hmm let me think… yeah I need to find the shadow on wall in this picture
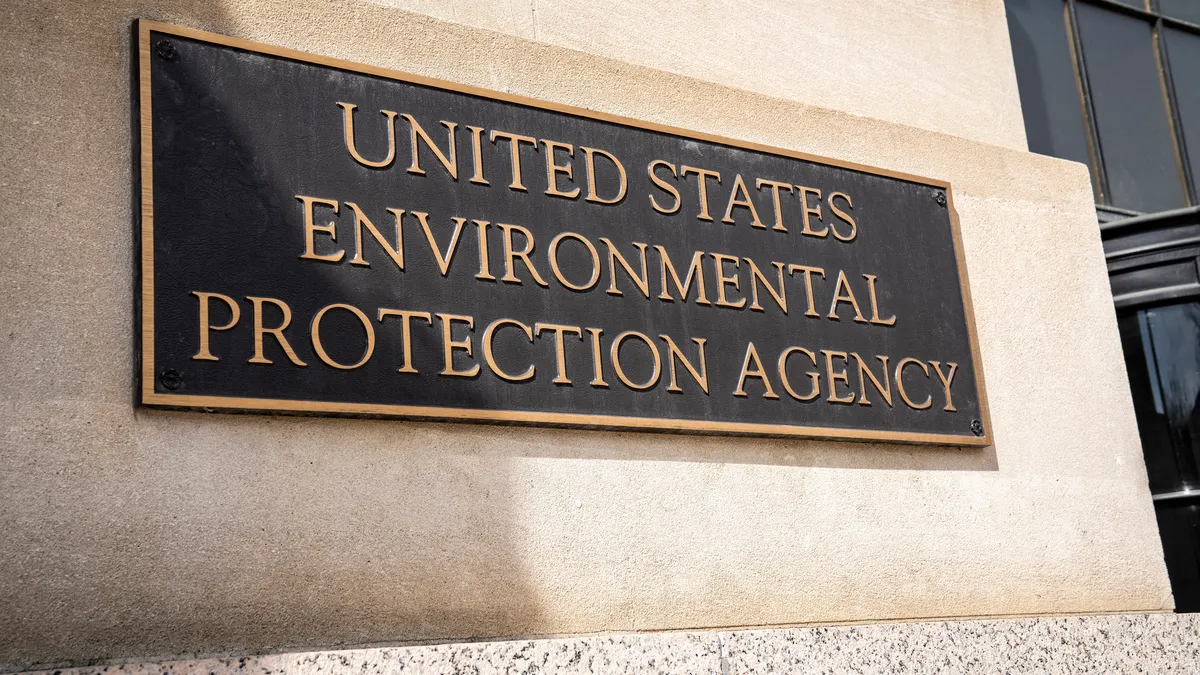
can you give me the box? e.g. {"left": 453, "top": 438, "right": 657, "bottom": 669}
{"left": 0, "top": 0, "right": 998, "bottom": 671}
{"left": 511, "top": 429, "right": 998, "bottom": 472}
{"left": 0, "top": 0, "right": 549, "bottom": 670}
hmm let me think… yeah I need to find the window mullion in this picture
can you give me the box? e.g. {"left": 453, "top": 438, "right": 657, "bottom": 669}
{"left": 1154, "top": 17, "right": 1197, "bottom": 204}
{"left": 1066, "top": 0, "right": 1111, "bottom": 204}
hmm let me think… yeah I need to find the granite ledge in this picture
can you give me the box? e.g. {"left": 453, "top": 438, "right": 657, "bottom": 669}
{"left": 10, "top": 613, "right": 1199, "bottom": 674}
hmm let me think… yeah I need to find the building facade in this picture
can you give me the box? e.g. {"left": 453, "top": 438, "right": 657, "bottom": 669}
{"left": 1005, "top": 0, "right": 1200, "bottom": 614}
{"left": 1, "top": 0, "right": 1197, "bottom": 672}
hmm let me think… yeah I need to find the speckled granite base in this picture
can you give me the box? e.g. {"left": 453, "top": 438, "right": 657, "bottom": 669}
{"left": 723, "top": 614, "right": 1200, "bottom": 673}
{"left": 13, "top": 614, "right": 1200, "bottom": 674}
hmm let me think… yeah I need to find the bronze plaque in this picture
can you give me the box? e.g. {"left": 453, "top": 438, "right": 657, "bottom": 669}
{"left": 136, "top": 21, "right": 991, "bottom": 445}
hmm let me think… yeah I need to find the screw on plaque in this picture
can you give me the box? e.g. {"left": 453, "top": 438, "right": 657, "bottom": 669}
{"left": 159, "top": 368, "right": 183, "bottom": 391}
{"left": 970, "top": 419, "right": 984, "bottom": 436}
{"left": 155, "top": 40, "right": 176, "bottom": 61}
{"left": 934, "top": 190, "right": 947, "bottom": 207}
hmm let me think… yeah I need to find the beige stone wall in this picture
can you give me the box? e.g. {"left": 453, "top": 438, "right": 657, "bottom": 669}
{"left": 0, "top": 0, "right": 1169, "bottom": 670}
{"left": 372, "top": 0, "right": 1030, "bottom": 151}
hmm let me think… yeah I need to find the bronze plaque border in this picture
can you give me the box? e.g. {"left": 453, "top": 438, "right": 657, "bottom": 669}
{"left": 135, "top": 19, "right": 993, "bottom": 447}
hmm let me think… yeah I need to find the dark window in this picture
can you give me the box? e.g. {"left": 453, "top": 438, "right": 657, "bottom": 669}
{"left": 1119, "top": 304, "right": 1200, "bottom": 495}
{"left": 1164, "top": 28, "right": 1200, "bottom": 199}
{"left": 1160, "top": 0, "right": 1200, "bottom": 25}
{"left": 1075, "top": 3, "right": 1186, "bottom": 211}
{"left": 1004, "top": 0, "right": 1200, "bottom": 213}
{"left": 1118, "top": 301, "right": 1200, "bottom": 611}
{"left": 1005, "top": 0, "right": 1093, "bottom": 173}
{"left": 1157, "top": 501, "right": 1200, "bottom": 612}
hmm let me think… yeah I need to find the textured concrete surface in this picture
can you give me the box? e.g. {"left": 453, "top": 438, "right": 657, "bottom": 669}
{"left": 13, "top": 614, "right": 1200, "bottom": 674}
{"left": 0, "top": 0, "right": 1171, "bottom": 671}
{"left": 723, "top": 614, "right": 1200, "bottom": 673}
{"left": 371, "top": 0, "right": 1029, "bottom": 151}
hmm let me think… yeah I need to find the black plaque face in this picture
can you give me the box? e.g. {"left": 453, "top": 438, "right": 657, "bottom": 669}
{"left": 136, "top": 21, "right": 991, "bottom": 446}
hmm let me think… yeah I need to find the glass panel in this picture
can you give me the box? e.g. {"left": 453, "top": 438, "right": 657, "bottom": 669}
{"left": 1165, "top": 27, "right": 1200, "bottom": 198}
{"left": 1155, "top": 500, "right": 1200, "bottom": 612}
{"left": 1112, "top": 0, "right": 1149, "bottom": 8}
{"left": 1003, "top": 0, "right": 1093, "bottom": 175}
{"left": 1159, "top": 0, "right": 1200, "bottom": 25}
{"left": 1117, "top": 303, "right": 1200, "bottom": 494}
{"left": 1076, "top": 2, "right": 1186, "bottom": 211}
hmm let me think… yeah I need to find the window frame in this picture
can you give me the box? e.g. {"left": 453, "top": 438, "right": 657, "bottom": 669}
{"left": 1058, "top": 0, "right": 1200, "bottom": 209}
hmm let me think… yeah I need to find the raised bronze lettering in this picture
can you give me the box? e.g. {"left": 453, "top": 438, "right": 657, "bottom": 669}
{"left": 498, "top": 223, "right": 550, "bottom": 287}
{"left": 581, "top": 147, "right": 627, "bottom": 205}
{"left": 611, "top": 330, "right": 661, "bottom": 391}
{"left": 401, "top": 114, "right": 457, "bottom": 179}
{"left": 490, "top": 130, "right": 538, "bottom": 191}
{"left": 681, "top": 165, "right": 721, "bottom": 221}
{"left": 733, "top": 341, "right": 779, "bottom": 399}
{"left": 660, "top": 335, "right": 709, "bottom": 394}
{"left": 745, "top": 259, "right": 787, "bottom": 314}
{"left": 827, "top": 270, "right": 868, "bottom": 323}
{"left": 896, "top": 357, "right": 933, "bottom": 410}
{"left": 542, "top": 139, "right": 581, "bottom": 199}
{"left": 416, "top": 214, "right": 466, "bottom": 276}
{"left": 602, "top": 238, "right": 651, "bottom": 298}
{"left": 192, "top": 291, "right": 240, "bottom": 361}
{"left": 864, "top": 274, "right": 896, "bottom": 326}
{"left": 778, "top": 346, "right": 820, "bottom": 402}
{"left": 711, "top": 253, "right": 745, "bottom": 309}
{"left": 247, "top": 296, "right": 307, "bottom": 366}
{"left": 929, "top": 361, "right": 959, "bottom": 412}
{"left": 536, "top": 322, "right": 584, "bottom": 385}
{"left": 852, "top": 353, "right": 892, "bottom": 407}
{"left": 756, "top": 178, "right": 793, "bottom": 232}
{"left": 297, "top": 195, "right": 344, "bottom": 263}
{"left": 465, "top": 125, "right": 490, "bottom": 185}
{"left": 648, "top": 160, "right": 682, "bottom": 215}
{"left": 483, "top": 318, "right": 536, "bottom": 382}
{"left": 656, "top": 247, "right": 711, "bottom": 305}
{"left": 337, "top": 102, "right": 396, "bottom": 168}
{"left": 549, "top": 232, "right": 602, "bottom": 292}
{"left": 828, "top": 191, "right": 857, "bottom": 242}
{"left": 346, "top": 202, "right": 404, "bottom": 270}
{"left": 822, "top": 349, "right": 855, "bottom": 404}
{"left": 437, "top": 313, "right": 480, "bottom": 378}
{"left": 311, "top": 303, "right": 376, "bottom": 370}
{"left": 721, "top": 174, "right": 766, "bottom": 228}
{"left": 796, "top": 185, "right": 828, "bottom": 238}
{"left": 378, "top": 308, "right": 433, "bottom": 374}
